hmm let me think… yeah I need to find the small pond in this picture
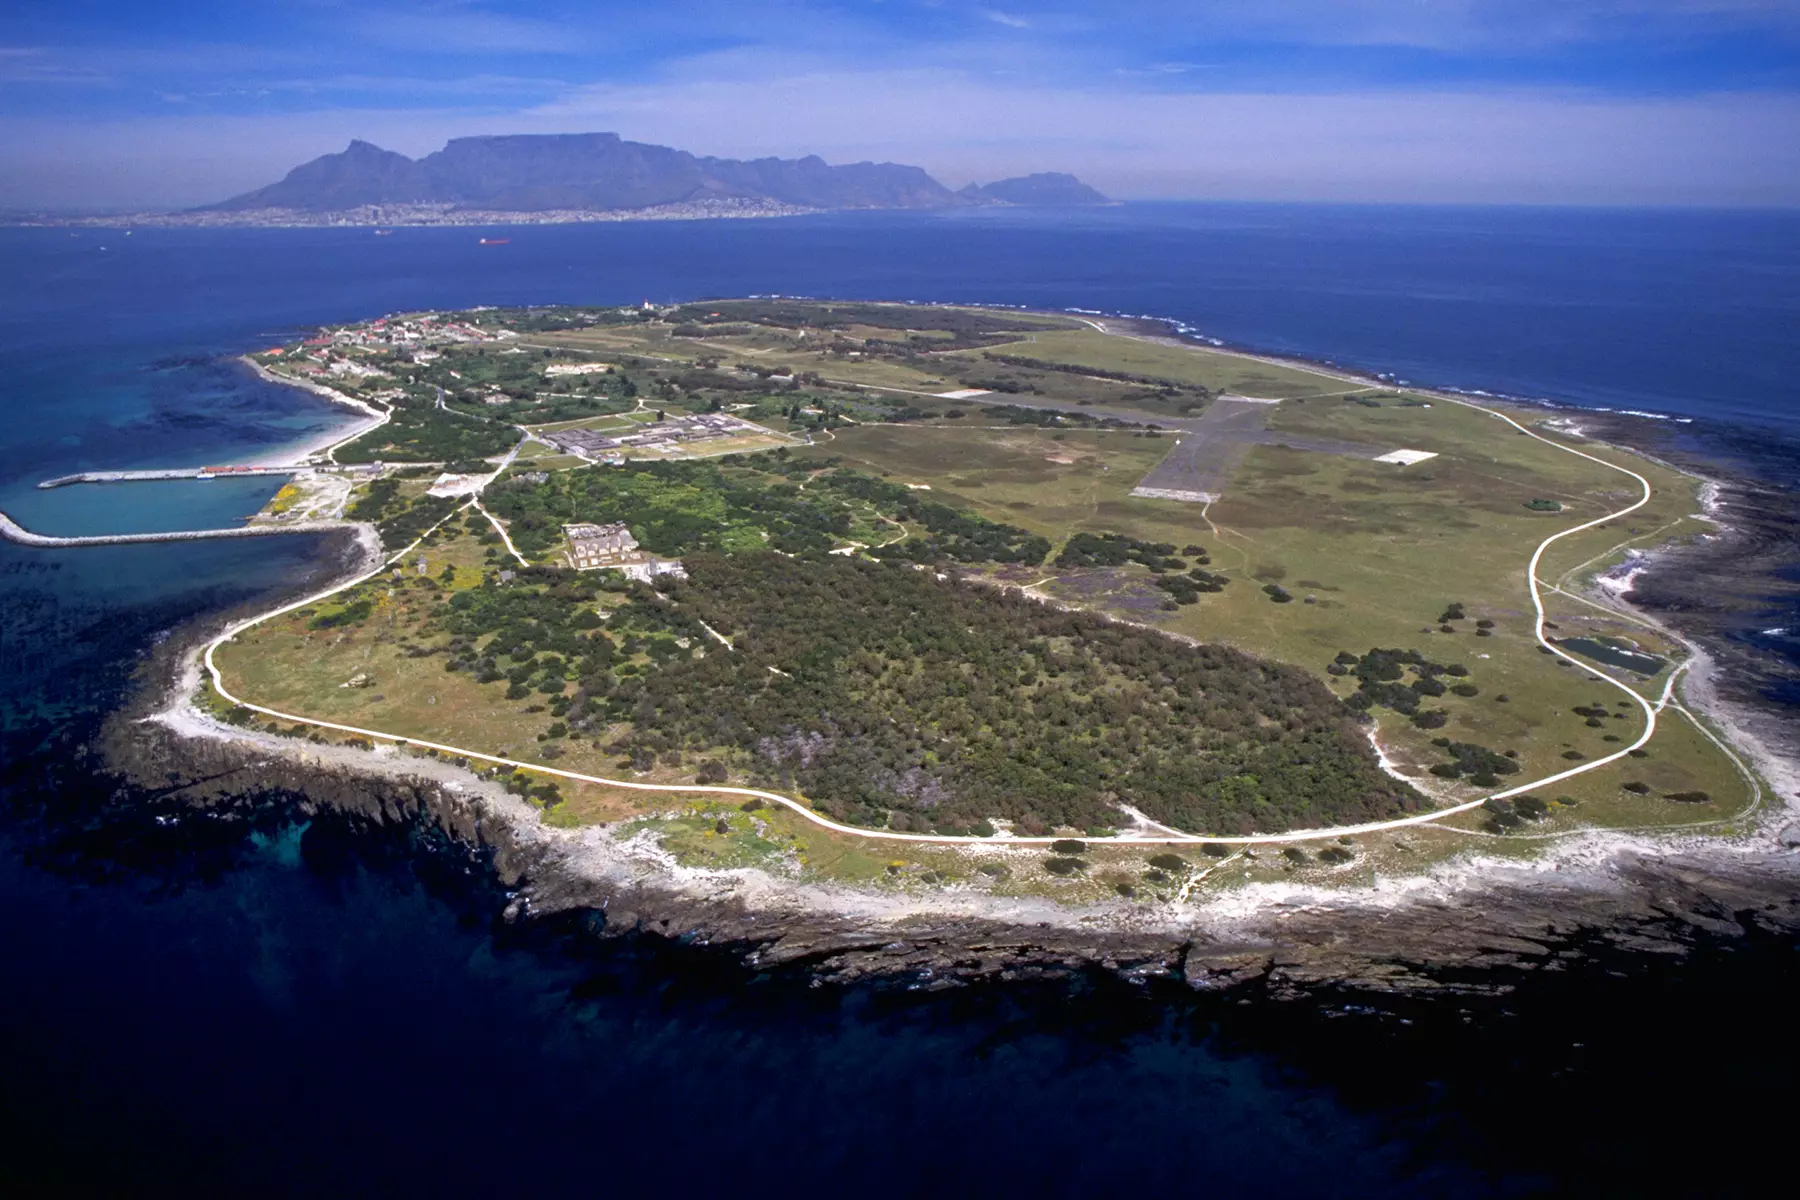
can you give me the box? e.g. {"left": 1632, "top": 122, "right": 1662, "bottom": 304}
{"left": 1556, "top": 636, "right": 1667, "bottom": 675}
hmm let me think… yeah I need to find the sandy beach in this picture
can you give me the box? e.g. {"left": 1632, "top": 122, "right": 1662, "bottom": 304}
{"left": 240, "top": 355, "right": 389, "bottom": 467}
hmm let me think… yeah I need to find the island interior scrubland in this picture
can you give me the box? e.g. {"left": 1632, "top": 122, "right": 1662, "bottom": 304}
{"left": 135, "top": 296, "right": 1771, "bottom": 912}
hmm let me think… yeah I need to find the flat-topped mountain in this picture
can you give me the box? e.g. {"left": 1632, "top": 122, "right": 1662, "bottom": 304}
{"left": 204, "top": 133, "right": 1108, "bottom": 215}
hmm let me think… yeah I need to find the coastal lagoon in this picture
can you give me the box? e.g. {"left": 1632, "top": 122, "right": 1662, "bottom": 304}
{"left": 3, "top": 204, "right": 1798, "bottom": 1195}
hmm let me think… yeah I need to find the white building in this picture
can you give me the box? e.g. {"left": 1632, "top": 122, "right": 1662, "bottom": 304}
{"left": 564, "top": 522, "right": 638, "bottom": 570}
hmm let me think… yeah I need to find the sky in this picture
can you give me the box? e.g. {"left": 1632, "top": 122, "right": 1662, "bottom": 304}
{"left": 3, "top": 0, "right": 1799, "bottom": 209}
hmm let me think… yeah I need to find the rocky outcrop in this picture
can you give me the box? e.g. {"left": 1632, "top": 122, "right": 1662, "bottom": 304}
{"left": 959, "top": 172, "right": 1111, "bottom": 206}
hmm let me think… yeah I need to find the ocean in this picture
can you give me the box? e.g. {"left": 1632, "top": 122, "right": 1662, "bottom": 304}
{"left": 2, "top": 204, "right": 1797, "bottom": 1195}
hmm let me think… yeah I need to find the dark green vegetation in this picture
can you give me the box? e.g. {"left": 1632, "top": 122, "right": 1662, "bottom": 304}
{"left": 1481, "top": 794, "right": 1548, "bottom": 832}
{"left": 1430, "top": 739, "right": 1522, "bottom": 787}
{"left": 1157, "top": 571, "right": 1231, "bottom": 606}
{"left": 1330, "top": 648, "right": 1479, "bottom": 729}
{"left": 335, "top": 399, "right": 520, "bottom": 464}
{"left": 438, "top": 360, "right": 637, "bottom": 426}
{"left": 412, "top": 549, "right": 1422, "bottom": 836}
{"left": 1054, "top": 533, "right": 1229, "bottom": 606}
{"left": 345, "top": 478, "right": 462, "bottom": 544}
{"left": 484, "top": 454, "right": 1048, "bottom": 565}
{"left": 600, "top": 553, "right": 1418, "bottom": 834}
{"left": 1055, "top": 532, "right": 1194, "bottom": 571}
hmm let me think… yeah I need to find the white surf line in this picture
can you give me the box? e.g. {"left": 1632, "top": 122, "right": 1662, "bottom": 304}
{"left": 197, "top": 361, "right": 1677, "bottom": 849}
{"left": 1552, "top": 517, "right": 1684, "bottom": 593}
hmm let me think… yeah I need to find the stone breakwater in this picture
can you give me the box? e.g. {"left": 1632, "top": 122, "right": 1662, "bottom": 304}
{"left": 0, "top": 509, "right": 348, "bottom": 548}
{"left": 37, "top": 467, "right": 301, "bottom": 489}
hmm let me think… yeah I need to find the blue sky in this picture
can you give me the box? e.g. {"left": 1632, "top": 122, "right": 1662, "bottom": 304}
{"left": 4, "top": 1, "right": 1799, "bottom": 208}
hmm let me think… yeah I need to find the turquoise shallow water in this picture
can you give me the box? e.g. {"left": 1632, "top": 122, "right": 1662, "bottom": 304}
{"left": 2, "top": 205, "right": 1797, "bottom": 1195}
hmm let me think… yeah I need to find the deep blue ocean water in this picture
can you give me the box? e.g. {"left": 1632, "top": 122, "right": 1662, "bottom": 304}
{"left": 3, "top": 204, "right": 1798, "bottom": 1195}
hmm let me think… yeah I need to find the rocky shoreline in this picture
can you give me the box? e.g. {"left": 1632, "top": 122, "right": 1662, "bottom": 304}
{"left": 1578, "top": 412, "right": 1800, "bottom": 727}
{"left": 98, "top": 684, "right": 1800, "bottom": 994}
{"left": 99, "top": 565, "right": 1800, "bottom": 997}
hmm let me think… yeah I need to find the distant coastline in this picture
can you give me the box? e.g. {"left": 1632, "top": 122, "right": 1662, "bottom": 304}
{"left": 10, "top": 197, "right": 822, "bottom": 230}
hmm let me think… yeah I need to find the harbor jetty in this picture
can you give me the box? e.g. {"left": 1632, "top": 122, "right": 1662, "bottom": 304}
{"left": 37, "top": 465, "right": 304, "bottom": 489}
{"left": 0, "top": 510, "right": 349, "bottom": 548}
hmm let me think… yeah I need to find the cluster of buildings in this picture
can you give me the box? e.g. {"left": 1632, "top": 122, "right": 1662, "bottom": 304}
{"left": 313, "top": 313, "right": 516, "bottom": 352}
{"left": 261, "top": 312, "right": 525, "bottom": 392}
{"left": 561, "top": 522, "right": 686, "bottom": 582}
{"left": 564, "top": 522, "right": 638, "bottom": 569}
{"left": 545, "top": 412, "right": 760, "bottom": 457}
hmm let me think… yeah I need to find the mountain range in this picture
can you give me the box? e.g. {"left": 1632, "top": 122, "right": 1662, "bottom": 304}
{"left": 206, "top": 133, "right": 1111, "bottom": 214}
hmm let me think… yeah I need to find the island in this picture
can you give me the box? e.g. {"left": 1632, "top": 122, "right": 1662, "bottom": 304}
{"left": 36, "top": 297, "right": 1791, "bottom": 990}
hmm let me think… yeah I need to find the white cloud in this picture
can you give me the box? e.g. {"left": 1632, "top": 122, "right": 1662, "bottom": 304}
{"left": 0, "top": 45, "right": 111, "bottom": 85}
{"left": 983, "top": 10, "right": 1033, "bottom": 29}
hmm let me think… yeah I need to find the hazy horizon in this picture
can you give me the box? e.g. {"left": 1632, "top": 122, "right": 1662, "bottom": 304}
{"left": 4, "top": 1, "right": 1799, "bottom": 210}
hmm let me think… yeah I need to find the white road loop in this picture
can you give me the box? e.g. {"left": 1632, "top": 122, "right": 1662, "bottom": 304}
{"left": 202, "top": 387, "right": 1677, "bottom": 847}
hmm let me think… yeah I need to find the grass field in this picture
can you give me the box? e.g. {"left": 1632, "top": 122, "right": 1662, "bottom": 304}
{"left": 971, "top": 328, "right": 1350, "bottom": 398}
{"left": 787, "top": 396, "right": 1747, "bottom": 834}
